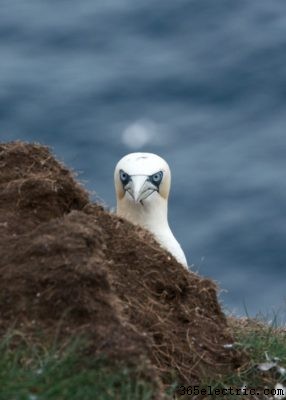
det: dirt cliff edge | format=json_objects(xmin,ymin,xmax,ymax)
[{"xmin": 0, "ymin": 141, "xmax": 243, "ymax": 384}]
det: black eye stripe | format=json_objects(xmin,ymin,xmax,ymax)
[
  {"xmin": 119, "ymin": 169, "xmax": 163, "ymax": 189},
  {"xmin": 119, "ymin": 169, "xmax": 131, "ymax": 185},
  {"xmin": 148, "ymin": 171, "xmax": 163, "ymax": 188}
]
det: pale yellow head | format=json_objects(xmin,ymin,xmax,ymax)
[{"xmin": 114, "ymin": 152, "xmax": 171, "ymax": 205}]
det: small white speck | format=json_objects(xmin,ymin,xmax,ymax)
[
  {"xmin": 36, "ymin": 368, "xmax": 43, "ymax": 375},
  {"xmin": 121, "ymin": 119, "xmax": 164, "ymax": 149},
  {"xmin": 278, "ymin": 367, "xmax": 286, "ymax": 375},
  {"xmin": 223, "ymin": 343, "xmax": 234, "ymax": 349},
  {"xmin": 257, "ymin": 362, "xmax": 277, "ymax": 371},
  {"xmin": 122, "ymin": 120, "xmax": 153, "ymax": 149},
  {"xmin": 223, "ymin": 343, "xmax": 233, "ymax": 349},
  {"xmin": 274, "ymin": 383, "xmax": 286, "ymax": 399}
]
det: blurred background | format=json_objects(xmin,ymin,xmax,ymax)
[{"xmin": 1, "ymin": 0, "xmax": 285, "ymax": 321}]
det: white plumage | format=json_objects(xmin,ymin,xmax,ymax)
[{"xmin": 114, "ymin": 152, "xmax": 188, "ymax": 267}]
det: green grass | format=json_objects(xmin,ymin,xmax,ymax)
[
  {"xmin": 0, "ymin": 333, "xmax": 157, "ymax": 400},
  {"xmin": 174, "ymin": 318, "xmax": 286, "ymax": 399},
  {"xmin": 2, "ymin": 318, "xmax": 286, "ymax": 400}
]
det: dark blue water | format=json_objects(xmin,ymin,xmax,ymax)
[{"xmin": 1, "ymin": 0, "xmax": 286, "ymax": 321}]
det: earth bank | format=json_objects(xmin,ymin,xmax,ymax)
[{"xmin": 0, "ymin": 141, "xmax": 244, "ymax": 389}]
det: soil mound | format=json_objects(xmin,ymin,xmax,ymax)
[{"xmin": 0, "ymin": 141, "xmax": 243, "ymax": 384}]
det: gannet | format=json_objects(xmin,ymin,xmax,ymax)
[{"xmin": 114, "ymin": 152, "xmax": 188, "ymax": 267}]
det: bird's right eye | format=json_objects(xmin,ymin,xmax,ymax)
[{"xmin": 119, "ymin": 169, "xmax": 130, "ymax": 185}]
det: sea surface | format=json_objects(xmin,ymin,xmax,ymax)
[{"xmin": 1, "ymin": 0, "xmax": 286, "ymax": 321}]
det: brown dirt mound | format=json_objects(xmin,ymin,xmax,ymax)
[{"xmin": 0, "ymin": 141, "xmax": 244, "ymax": 385}]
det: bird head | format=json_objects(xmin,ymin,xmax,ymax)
[{"xmin": 114, "ymin": 152, "xmax": 171, "ymax": 205}]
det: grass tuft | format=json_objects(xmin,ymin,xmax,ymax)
[
  {"xmin": 2, "ymin": 317, "xmax": 286, "ymax": 400},
  {"xmin": 0, "ymin": 332, "xmax": 156, "ymax": 400},
  {"xmin": 173, "ymin": 317, "xmax": 286, "ymax": 399}
]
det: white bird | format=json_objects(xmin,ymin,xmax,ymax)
[{"xmin": 114, "ymin": 152, "xmax": 188, "ymax": 267}]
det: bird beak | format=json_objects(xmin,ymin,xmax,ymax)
[{"xmin": 126, "ymin": 175, "xmax": 156, "ymax": 203}]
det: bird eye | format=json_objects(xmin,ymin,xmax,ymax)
[
  {"xmin": 149, "ymin": 171, "xmax": 163, "ymax": 186},
  {"xmin": 119, "ymin": 169, "xmax": 130, "ymax": 185}
]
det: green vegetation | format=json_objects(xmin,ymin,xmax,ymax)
[
  {"xmin": 0, "ymin": 333, "xmax": 156, "ymax": 400},
  {"xmin": 228, "ymin": 318, "xmax": 286, "ymax": 394},
  {"xmin": 1, "ymin": 319, "xmax": 286, "ymax": 400},
  {"xmin": 175, "ymin": 318, "xmax": 286, "ymax": 399}
]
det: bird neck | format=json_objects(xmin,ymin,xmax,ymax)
[{"xmin": 117, "ymin": 195, "xmax": 170, "ymax": 233}]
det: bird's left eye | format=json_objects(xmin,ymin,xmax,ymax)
[{"xmin": 149, "ymin": 171, "xmax": 163, "ymax": 186}]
